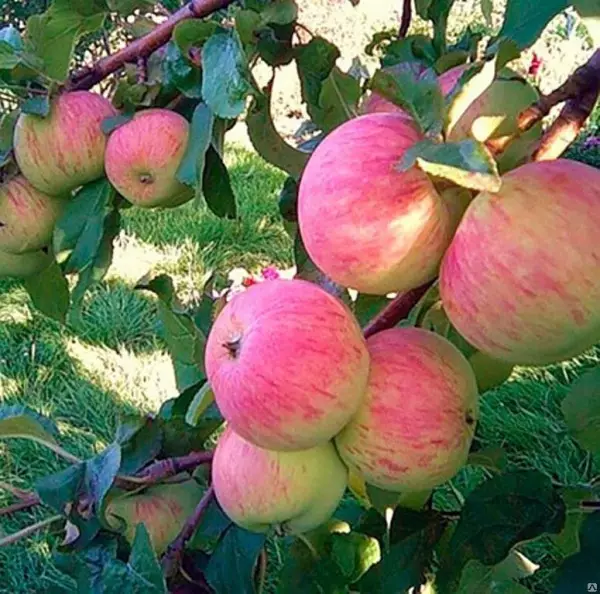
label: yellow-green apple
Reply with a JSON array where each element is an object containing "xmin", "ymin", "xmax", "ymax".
[
  {"xmin": 448, "ymin": 67, "xmax": 542, "ymax": 172},
  {"xmin": 0, "ymin": 176, "xmax": 65, "ymax": 254},
  {"xmin": 0, "ymin": 248, "xmax": 51, "ymax": 279},
  {"xmin": 14, "ymin": 91, "xmax": 117, "ymax": 196},
  {"xmin": 212, "ymin": 427, "xmax": 348, "ymax": 534},
  {"xmin": 105, "ymin": 479, "xmax": 204, "ymax": 554},
  {"xmin": 298, "ymin": 113, "xmax": 452, "ymax": 295},
  {"xmin": 104, "ymin": 109, "xmax": 193, "ymax": 208},
  {"xmin": 440, "ymin": 159, "xmax": 600, "ymax": 365},
  {"xmin": 205, "ymin": 278, "xmax": 369, "ymax": 451},
  {"xmin": 361, "ymin": 63, "xmax": 466, "ymax": 116},
  {"xmin": 335, "ymin": 327, "xmax": 479, "ymax": 492}
]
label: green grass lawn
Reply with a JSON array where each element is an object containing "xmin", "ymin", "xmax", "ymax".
[{"xmin": 0, "ymin": 145, "xmax": 598, "ymax": 593}]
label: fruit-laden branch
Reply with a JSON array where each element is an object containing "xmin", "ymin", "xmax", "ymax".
[
  {"xmin": 161, "ymin": 485, "xmax": 215, "ymax": 577},
  {"xmin": 67, "ymin": 0, "xmax": 235, "ymax": 91},
  {"xmin": 487, "ymin": 48, "xmax": 600, "ymax": 156},
  {"xmin": 399, "ymin": 0, "xmax": 412, "ymax": 38},
  {"xmin": 363, "ymin": 280, "xmax": 435, "ymax": 339}
]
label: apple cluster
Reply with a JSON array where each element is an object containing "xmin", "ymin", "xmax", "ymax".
[
  {"xmin": 208, "ymin": 67, "xmax": 600, "ymax": 535},
  {"xmin": 0, "ymin": 91, "xmax": 194, "ymax": 279}
]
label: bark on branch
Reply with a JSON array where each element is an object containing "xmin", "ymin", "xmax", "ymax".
[
  {"xmin": 67, "ymin": 0, "xmax": 235, "ymax": 92},
  {"xmin": 399, "ymin": 0, "xmax": 412, "ymax": 38}
]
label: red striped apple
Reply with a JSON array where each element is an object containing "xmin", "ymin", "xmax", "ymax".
[
  {"xmin": 0, "ymin": 176, "xmax": 65, "ymax": 254},
  {"xmin": 440, "ymin": 159, "xmax": 600, "ymax": 365},
  {"xmin": 14, "ymin": 91, "xmax": 117, "ymax": 196},
  {"xmin": 0, "ymin": 248, "xmax": 51, "ymax": 279},
  {"xmin": 335, "ymin": 327, "xmax": 479, "ymax": 492},
  {"xmin": 205, "ymin": 278, "xmax": 369, "ymax": 451},
  {"xmin": 298, "ymin": 113, "xmax": 451, "ymax": 295},
  {"xmin": 105, "ymin": 109, "xmax": 193, "ymax": 208},
  {"xmin": 212, "ymin": 427, "xmax": 347, "ymax": 534}
]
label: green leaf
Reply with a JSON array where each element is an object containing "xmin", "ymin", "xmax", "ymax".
[
  {"xmin": 256, "ymin": 22, "xmax": 295, "ymax": 67},
  {"xmin": 201, "ymin": 30, "xmax": 253, "ymax": 118},
  {"xmin": 0, "ymin": 109, "xmax": 18, "ymax": 166},
  {"xmin": 366, "ymin": 483, "xmax": 402, "ymax": 515},
  {"xmin": 162, "ymin": 41, "xmax": 202, "ymax": 99},
  {"xmin": 438, "ymin": 470, "xmax": 566, "ymax": 591},
  {"xmin": 573, "ymin": 0, "xmax": 600, "ymax": 44},
  {"xmin": 330, "ymin": 532, "xmax": 381, "ymax": 583},
  {"xmin": 421, "ymin": 0, "xmax": 454, "ymax": 53},
  {"xmin": 21, "ymin": 95, "xmax": 50, "ymax": 117},
  {"xmin": 188, "ymin": 498, "xmax": 232, "ymax": 552},
  {"xmin": 176, "ymin": 102, "xmax": 214, "ymax": 188},
  {"xmin": 173, "ymin": 20, "xmax": 219, "ymax": 57},
  {"xmin": 202, "ymin": 145, "xmax": 237, "ymax": 219},
  {"xmin": 36, "ymin": 463, "xmax": 85, "ymax": 513},
  {"xmin": 184, "ymin": 383, "xmax": 216, "ymax": 426},
  {"xmin": 246, "ymin": 91, "xmax": 308, "ymax": 179},
  {"xmin": 0, "ymin": 404, "xmax": 58, "ymax": 445},
  {"xmin": 84, "ymin": 444, "xmax": 121, "ymax": 513},
  {"xmin": 159, "ymin": 381, "xmax": 206, "ymax": 421},
  {"xmin": 116, "ymin": 415, "xmax": 163, "ymax": 475},
  {"xmin": 561, "ymin": 367, "xmax": 600, "ymax": 454},
  {"xmin": 23, "ymin": 259, "xmax": 70, "ymax": 324},
  {"xmin": 0, "ymin": 40, "xmax": 20, "ymax": 70},
  {"xmin": 369, "ymin": 63, "xmax": 445, "ymax": 136},
  {"xmin": 106, "ymin": 0, "xmax": 155, "ymax": 15},
  {"xmin": 497, "ymin": 0, "xmax": 569, "ymax": 50},
  {"xmin": 455, "ymin": 556, "xmax": 534, "ymax": 593},
  {"xmin": 481, "ymin": 0, "xmax": 494, "ymax": 25},
  {"xmin": 261, "ymin": 0, "xmax": 298, "ymax": 24},
  {"xmin": 313, "ymin": 67, "xmax": 360, "ymax": 132},
  {"xmin": 25, "ymin": 2, "xmax": 107, "ymax": 81},
  {"xmin": 398, "ymin": 139, "xmax": 501, "ymax": 192},
  {"xmin": 551, "ymin": 486, "xmax": 597, "ymax": 557},
  {"xmin": 467, "ymin": 446, "xmax": 509, "ymax": 474},
  {"xmin": 0, "ymin": 25, "xmax": 23, "ymax": 50},
  {"xmin": 127, "ymin": 524, "xmax": 167, "ymax": 591},
  {"xmin": 101, "ymin": 113, "xmax": 133, "ymax": 135},
  {"xmin": 204, "ymin": 525, "xmax": 267, "ymax": 594},
  {"xmin": 353, "ymin": 294, "xmax": 391, "ymax": 327},
  {"xmin": 553, "ymin": 512, "xmax": 600, "ymax": 593}
]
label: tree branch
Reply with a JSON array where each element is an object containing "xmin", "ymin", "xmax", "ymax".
[
  {"xmin": 67, "ymin": 0, "xmax": 235, "ymax": 91},
  {"xmin": 399, "ymin": 0, "xmax": 412, "ymax": 38},
  {"xmin": 161, "ymin": 485, "xmax": 215, "ymax": 577},
  {"xmin": 363, "ymin": 280, "xmax": 435, "ymax": 339},
  {"xmin": 0, "ymin": 515, "xmax": 63, "ymax": 548},
  {"xmin": 0, "ymin": 495, "xmax": 41, "ymax": 517}
]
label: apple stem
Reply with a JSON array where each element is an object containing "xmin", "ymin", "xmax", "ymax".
[{"xmin": 399, "ymin": 0, "xmax": 412, "ymax": 38}]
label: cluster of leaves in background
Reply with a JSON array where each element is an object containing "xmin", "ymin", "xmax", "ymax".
[{"xmin": 0, "ymin": 0, "xmax": 600, "ymax": 592}]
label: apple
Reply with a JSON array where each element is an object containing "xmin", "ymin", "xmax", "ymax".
[
  {"xmin": 361, "ymin": 64, "xmax": 466, "ymax": 116},
  {"xmin": 14, "ymin": 91, "xmax": 117, "ymax": 196},
  {"xmin": 104, "ymin": 109, "xmax": 193, "ymax": 208},
  {"xmin": 448, "ymin": 67, "xmax": 542, "ymax": 172},
  {"xmin": 212, "ymin": 427, "xmax": 348, "ymax": 534},
  {"xmin": 335, "ymin": 327, "xmax": 479, "ymax": 492},
  {"xmin": 298, "ymin": 113, "xmax": 452, "ymax": 295},
  {"xmin": 105, "ymin": 479, "xmax": 204, "ymax": 555},
  {"xmin": 205, "ymin": 278, "xmax": 369, "ymax": 451},
  {"xmin": 0, "ymin": 176, "xmax": 65, "ymax": 254},
  {"xmin": 0, "ymin": 248, "xmax": 52, "ymax": 279},
  {"xmin": 440, "ymin": 159, "xmax": 600, "ymax": 365}
]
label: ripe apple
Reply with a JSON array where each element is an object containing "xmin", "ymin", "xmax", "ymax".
[
  {"xmin": 448, "ymin": 67, "xmax": 542, "ymax": 172},
  {"xmin": 0, "ymin": 176, "xmax": 65, "ymax": 254},
  {"xmin": 440, "ymin": 159, "xmax": 600, "ymax": 365},
  {"xmin": 105, "ymin": 479, "xmax": 204, "ymax": 554},
  {"xmin": 298, "ymin": 113, "xmax": 452, "ymax": 295},
  {"xmin": 0, "ymin": 248, "xmax": 52, "ymax": 279},
  {"xmin": 335, "ymin": 327, "xmax": 479, "ymax": 492},
  {"xmin": 104, "ymin": 109, "xmax": 193, "ymax": 208},
  {"xmin": 205, "ymin": 278, "xmax": 369, "ymax": 451},
  {"xmin": 14, "ymin": 91, "xmax": 117, "ymax": 196},
  {"xmin": 212, "ymin": 427, "xmax": 348, "ymax": 534}
]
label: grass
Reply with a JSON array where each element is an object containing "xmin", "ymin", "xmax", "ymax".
[{"xmin": 0, "ymin": 143, "xmax": 598, "ymax": 593}]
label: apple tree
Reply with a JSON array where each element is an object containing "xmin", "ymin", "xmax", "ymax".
[{"xmin": 0, "ymin": 0, "xmax": 599, "ymax": 592}]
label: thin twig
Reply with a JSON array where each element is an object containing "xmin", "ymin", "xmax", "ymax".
[
  {"xmin": 0, "ymin": 495, "xmax": 41, "ymax": 517},
  {"xmin": 399, "ymin": 0, "xmax": 412, "ymax": 38},
  {"xmin": 363, "ymin": 281, "xmax": 435, "ymax": 339},
  {"xmin": 161, "ymin": 485, "xmax": 215, "ymax": 577},
  {"xmin": 256, "ymin": 549, "xmax": 267, "ymax": 594},
  {"xmin": 0, "ymin": 515, "xmax": 62, "ymax": 548},
  {"xmin": 67, "ymin": 0, "xmax": 235, "ymax": 91},
  {"xmin": 0, "ymin": 481, "xmax": 33, "ymax": 500}
]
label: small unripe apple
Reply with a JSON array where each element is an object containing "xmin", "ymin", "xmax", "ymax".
[
  {"xmin": 298, "ymin": 113, "xmax": 452, "ymax": 295},
  {"xmin": 14, "ymin": 91, "xmax": 117, "ymax": 196},
  {"xmin": 212, "ymin": 428, "xmax": 348, "ymax": 534},
  {"xmin": 440, "ymin": 159, "xmax": 600, "ymax": 365},
  {"xmin": 0, "ymin": 248, "xmax": 52, "ymax": 279},
  {"xmin": 0, "ymin": 176, "xmax": 65, "ymax": 254},
  {"xmin": 105, "ymin": 479, "xmax": 204, "ymax": 555},
  {"xmin": 104, "ymin": 109, "xmax": 193, "ymax": 208},
  {"xmin": 205, "ymin": 278, "xmax": 370, "ymax": 451},
  {"xmin": 335, "ymin": 327, "xmax": 479, "ymax": 492}
]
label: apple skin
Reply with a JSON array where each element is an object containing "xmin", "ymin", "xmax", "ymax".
[
  {"xmin": 212, "ymin": 427, "xmax": 348, "ymax": 534},
  {"xmin": 105, "ymin": 109, "xmax": 193, "ymax": 208},
  {"xmin": 298, "ymin": 113, "xmax": 452, "ymax": 296},
  {"xmin": 205, "ymin": 278, "xmax": 370, "ymax": 451},
  {"xmin": 0, "ymin": 248, "xmax": 52, "ymax": 279},
  {"xmin": 105, "ymin": 480, "xmax": 204, "ymax": 555},
  {"xmin": 440, "ymin": 159, "xmax": 600, "ymax": 365},
  {"xmin": 335, "ymin": 327, "xmax": 479, "ymax": 492},
  {"xmin": 14, "ymin": 91, "xmax": 117, "ymax": 196},
  {"xmin": 0, "ymin": 176, "xmax": 65, "ymax": 254}
]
